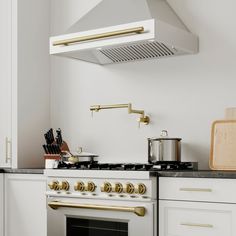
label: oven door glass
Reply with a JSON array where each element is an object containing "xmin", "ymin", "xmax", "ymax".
[
  {"xmin": 67, "ymin": 217, "xmax": 128, "ymax": 236},
  {"xmin": 47, "ymin": 197, "xmax": 156, "ymax": 236}
]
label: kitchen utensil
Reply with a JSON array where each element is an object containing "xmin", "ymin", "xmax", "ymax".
[
  {"xmin": 62, "ymin": 149, "xmax": 98, "ymax": 164},
  {"xmin": 225, "ymin": 108, "xmax": 236, "ymax": 120},
  {"xmin": 56, "ymin": 128, "xmax": 63, "ymax": 146},
  {"xmin": 210, "ymin": 120, "xmax": 236, "ymax": 170},
  {"xmin": 44, "ymin": 128, "xmax": 55, "ymax": 145},
  {"xmin": 148, "ymin": 130, "xmax": 181, "ymax": 163}
]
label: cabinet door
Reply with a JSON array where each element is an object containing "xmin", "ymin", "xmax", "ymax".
[
  {"xmin": 4, "ymin": 174, "xmax": 46, "ymax": 236},
  {"xmin": 0, "ymin": 174, "xmax": 3, "ymax": 236},
  {"xmin": 0, "ymin": 0, "xmax": 12, "ymax": 167},
  {"xmin": 159, "ymin": 200, "xmax": 236, "ymax": 236}
]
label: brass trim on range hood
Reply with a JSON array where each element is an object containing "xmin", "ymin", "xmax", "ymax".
[{"xmin": 53, "ymin": 26, "xmax": 144, "ymax": 46}]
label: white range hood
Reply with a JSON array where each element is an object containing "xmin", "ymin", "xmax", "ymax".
[{"xmin": 50, "ymin": 0, "xmax": 198, "ymax": 65}]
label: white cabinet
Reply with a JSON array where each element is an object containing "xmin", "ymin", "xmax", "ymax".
[
  {"xmin": 0, "ymin": 0, "xmax": 12, "ymax": 168},
  {"xmin": 0, "ymin": 0, "xmax": 50, "ymax": 168},
  {"xmin": 159, "ymin": 200, "xmax": 236, "ymax": 236},
  {"xmin": 4, "ymin": 174, "xmax": 46, "ymax": 236},
  {"xmin": 0, "ymin": 174, "xmax": 4, "ymax": 236},
  {"xmin": 159, "ymin": 177, "xmax": 236, "ymax": 236},
  {"xmin": 159, "ymin": 177, "xmax": 236, "ymax": 203}
]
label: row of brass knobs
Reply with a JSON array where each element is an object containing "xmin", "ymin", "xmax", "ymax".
[
  {"xmin": 48, "ymin": 181, "xmax": 96, "ymax": 192},
  {"xmin": 48, "ymin": 181, "xmax": 146, "ymax": 195},
  {"xmin": 101, "ymin": 182, "xmax": 146, "ymax": 195},
  {"xmin": 48, "ymin": 181, "xmax": 70, "ymax": 191}
]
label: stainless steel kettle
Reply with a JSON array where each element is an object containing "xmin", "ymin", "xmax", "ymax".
[{"xmin": 148, "ymin": 130, "xmax": 181, "ymax": 163}]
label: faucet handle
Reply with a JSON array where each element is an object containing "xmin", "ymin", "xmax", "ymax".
[
  {"xmin": 137, "ymin": 116, "xmax": 150, "ymax": 128},
  {"xmin": 139, "ymin": 116, "xmax": 150, "ymax": 125}
]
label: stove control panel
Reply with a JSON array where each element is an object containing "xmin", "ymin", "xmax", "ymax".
[{"xmin": 46, "ymin": 177, "xmax": 156, "ymax": 201}]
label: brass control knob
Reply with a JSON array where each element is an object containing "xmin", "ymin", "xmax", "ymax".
[
  {"xmin": 86, "ymin": 182, "xmax": 96, "ymax": 192},
  {"xmin": 101, "ymin": 182, "xmax": 112, "ymax": 193},
  {"xmin": 74, "ymin": 182, "xmax": 85, "ymax": 192},
  {"xmin": 135, "ymin": 183, "xmax": 147, "ymax": 195},
  {"xmin": 48, "ymin": 181, "xmax": 59, "ymax": 191},
  {"xmin": 125, "ymin": 183, "xmax": 135, "ymax": 194},
  {"xmin": 58, "ymin": 181, "xmax": 70, "ymax": 191},
  {"xmin": 112, "ymin": 183, "xmax": 123, "ymax": 193}
]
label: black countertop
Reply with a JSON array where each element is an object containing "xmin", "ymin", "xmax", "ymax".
[
  {"xmin": 1, "ymin": 168, "xmax": 236, "ymax": 178},
  {"xmin": 153, "ymin": 170, "xmax": 236, "ymax": 179},
  {"xmin": 0, "ymin": 168, "xmax": 44, "ymax": 174}
]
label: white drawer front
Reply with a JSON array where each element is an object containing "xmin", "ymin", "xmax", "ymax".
[
  {"xmin": 159, "ymin": 200, "xmax": 236, "ymax": 236},
  {"xmin": 159, "ymin": 177, "xmax": 236, "ymax": 203}
]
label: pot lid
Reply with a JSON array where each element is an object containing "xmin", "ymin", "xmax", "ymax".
[
  {"xmin": 148, "ymin": 130, "xmax": 182, "ymax": 141},
  {"xmin": 70, "ymin": 151, "xmax": 99, "ymax": 157}
]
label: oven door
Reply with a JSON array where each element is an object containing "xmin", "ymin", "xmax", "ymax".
[{"xmin": 47, "ymin": 197, "xmax": 156, "ymax": 236}]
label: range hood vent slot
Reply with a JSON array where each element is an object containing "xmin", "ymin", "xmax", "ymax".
[{"xmin": 100, "ymin": 41, "xmax": 174, "ymax": 63}]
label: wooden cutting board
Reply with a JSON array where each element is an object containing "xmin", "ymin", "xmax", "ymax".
[{"xmin": 210, "ymin": 120, "xmax": 236, "ymax": 170}]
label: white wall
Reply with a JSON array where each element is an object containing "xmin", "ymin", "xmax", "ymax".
[{"xmin": 50, "ymin": 0, "xmax": 236, "ymax": 169}]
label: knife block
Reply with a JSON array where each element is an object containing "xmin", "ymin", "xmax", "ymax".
[{"xmin": 44, "ymin": 141, "xmax": 70, "ymax": 168}]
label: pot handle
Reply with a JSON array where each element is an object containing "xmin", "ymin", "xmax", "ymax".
[
  {"xmin": 159, "ymin": 140, "xmax": 164, "ymax": 161},
  {"xmin": 148, "ymin": 139, "xmax": 153, "ymax": 162}
]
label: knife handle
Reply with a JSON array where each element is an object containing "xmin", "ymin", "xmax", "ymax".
[
  {"xmin": 44, "ymin": 133, "xmax": 50, "ymax": 144},
  {"xmin": 43, "ymin": 145, "xmax": 48, "ymax": 154}
]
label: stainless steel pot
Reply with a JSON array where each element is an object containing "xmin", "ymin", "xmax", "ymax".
[{"xmin": 148, "ymin": 130, "xmax": 181, "ymax": 163}]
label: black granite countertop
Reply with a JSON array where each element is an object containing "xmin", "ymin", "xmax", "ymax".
[
  {"xmin": 0, "ymin": 168, "xmax": 44, "ymax": 174},
  {"xmin": 153, "ymin": 170, "xmax": 236, "ymax": 179},
  {"xmin": 1, "ymin": 168, "xmax": 236, "ymax": 178}
]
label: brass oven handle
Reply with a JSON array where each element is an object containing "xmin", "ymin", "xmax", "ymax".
[
  {"xmin": 48, "ymin": 201, "xmax": 145, "ymax": 217},
  {"xmin": 179, "ymin": 188, "xmax": 212, "ymax": 192},
  {"xmin": 53, "ymin": 26, "xmax": 144, "ymax": 46},
  {"xmin": 180, "ymin": 222, "xmax": 213, "ymax": 228}
]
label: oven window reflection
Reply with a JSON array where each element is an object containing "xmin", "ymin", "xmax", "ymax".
[{"xmin": 67, "ymin": 218, "xmax": 128, "ymax": 236}]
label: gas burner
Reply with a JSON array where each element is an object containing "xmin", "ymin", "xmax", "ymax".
[
  {"xmin": 57, "ymin": 161, "xmax": 98, "ymax": 170},
  {"xmin": 57, "ymin": 161, "xmax": 197, "ymax": 171},
  {"xmin": 151, "ymin": 161, "xmax": 198, "ymax": 171}
]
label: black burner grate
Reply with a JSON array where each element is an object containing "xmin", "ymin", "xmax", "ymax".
[{"xmin": 57, "ymin": 161, "xmax": 198, "ymax": 171}]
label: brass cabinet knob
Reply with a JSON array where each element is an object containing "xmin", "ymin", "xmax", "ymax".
[
  {"xmin": 112, "ymin": 183, "xmax": 123, "ymax": 193},
  {"xmin": 58, "ymin": 181, "xmax": 70, "ymax": 191},
  {"xmin": 135, "ymin": 183, "xmax": 147, "ymax": 195},
  {"xmin": 125, "ymin": 183, "xmax": 135, "ymax": 194},
  {"xmin": 48, "ymin": 181, "xmax": 59, "ymax": 191},
  {"xmin": 74, "ymin": 182, "xmax": 85, "ymax": 192},
  {"xmin": 101, "ymin": 182, "xmax": 112, "ymax": 193},
  {"xmin": 86, "ymin": 182, "xmax": 96, "ymax": 192}
]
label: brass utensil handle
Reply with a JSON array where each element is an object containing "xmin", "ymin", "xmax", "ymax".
[
  {"xmin": 48, "ymin": 201, "xmax": 145, "ymax": 217},
  {"xmin": 179, "ymin": 188, "xmax": 212, "ymax": 192},
  {"xmin": 180, "ymin": 222, "xmax": 213, "ymax": 228},
  {"xmin": 53, "ymin": 26, "xmax": 144, "ymax": 46}
]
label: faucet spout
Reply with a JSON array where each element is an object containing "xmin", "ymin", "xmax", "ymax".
[{"xmin": 89, "ymin": 103, "xmax": 150, "ymax": 126}]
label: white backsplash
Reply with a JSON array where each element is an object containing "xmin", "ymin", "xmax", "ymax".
[{"xmin": 50, "ymin": 0, "xmax": 236, "ymax": 169}]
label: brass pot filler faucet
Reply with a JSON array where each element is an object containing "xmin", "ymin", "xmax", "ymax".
[{"xmin": 90, "ymin": 103, "xmax": 150, "ymax": 127}]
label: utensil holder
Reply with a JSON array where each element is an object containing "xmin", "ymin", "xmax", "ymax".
[{"xmin": 44, "ymin": 141, "xmax": 70, "ymax": 168}]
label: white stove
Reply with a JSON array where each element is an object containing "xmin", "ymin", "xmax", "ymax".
[
  {"xmin": 45, "ymin": 162, "xmax": 197, "ymax": 236},
  {"xmin": 45, "ymin": 169, "xmax": 157, "ymax": 236}
]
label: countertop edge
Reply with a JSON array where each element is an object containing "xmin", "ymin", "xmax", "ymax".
[
  {"xmin": 151, "ymin": 170, "xmax": 236, "ymax": 179},
  {"xmin": 1, "ymin": 169, "xmax": 236, "ymax": 178},
  {"xmin": 0, "ymin": 168, "xmax": 44, "ymax": 174}
]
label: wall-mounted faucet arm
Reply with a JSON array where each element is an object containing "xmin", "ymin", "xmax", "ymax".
[
  {"xmin": 90, "ymin": 104, "xmax": 129, "ymax": 112},
  {"xmin": 89, "ymin": 103, "xmax": 150, "ymax": 125}
]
